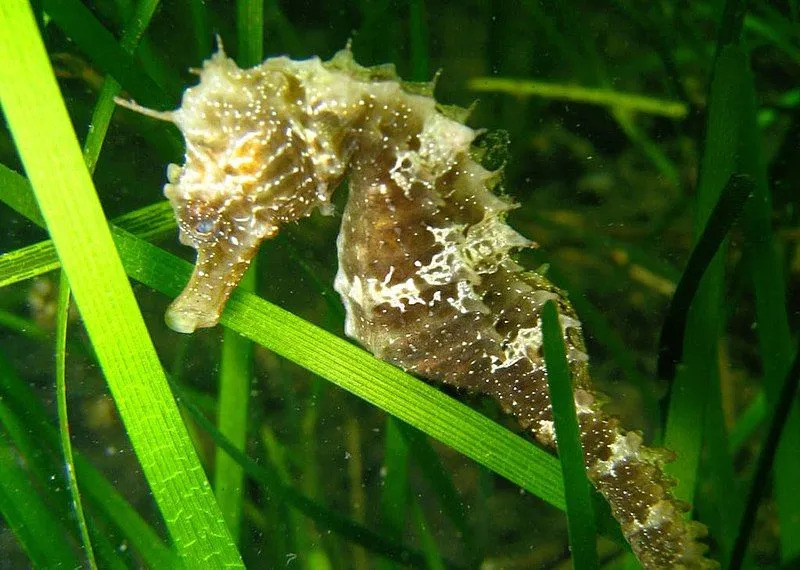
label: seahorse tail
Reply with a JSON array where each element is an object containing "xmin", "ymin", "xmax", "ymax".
[{"xmin": 574, "ymin": 393, "xmax": 717, "ymax": 569}]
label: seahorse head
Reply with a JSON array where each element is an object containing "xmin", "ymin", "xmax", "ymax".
[{"xmin": 118, "ymin": 45, "xmax": 341, "ymax": 332}]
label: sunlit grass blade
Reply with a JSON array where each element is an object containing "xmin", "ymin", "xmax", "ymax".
[
  {"xmin": 54, "ymin": 272, "xmax": 97, "ymax": 569},
  {"xmin": 397, "ymin": 423, "xmax": 475, "ymax": 561},
  {"xmin": 542, "ymin": 300, "xmax": 598, "ymax": 570},
  {"xmin": 0, "ymin": 3, "xmax": 241, "ymax": 566}
]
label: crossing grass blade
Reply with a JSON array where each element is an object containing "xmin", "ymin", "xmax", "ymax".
[{"xmin": 0, "ymin": 166, "xmax": 567, "ymax": 512}]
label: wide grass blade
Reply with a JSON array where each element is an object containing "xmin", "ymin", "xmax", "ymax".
[{"xmin": 0, "ymin": 2, "xmax": 241, "ymax": 566}]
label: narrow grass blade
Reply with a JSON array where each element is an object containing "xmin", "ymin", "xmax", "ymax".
[
  {"xmin": 0, "ymin": 355, "xmax": 80, "ymax": 567},
  {"xmin": 377, "ymin": 417, "xmax": 410, "ymax": 570},
  {"xmin": 184, "ymin": 0, "xmax": 212, "ymax": 63},
  {"xmin": 237, "ymin": 0, "xmax": 264, "ymax": 67},
  {"xmin": 174, "ymin": 379, "xmax": 436, "ymax": 567},
  {"xmin": 0, "ymin": 430, "xmax": 80, "ymax": 568},
  {"xmin": 663, "ymin": 25, "xmax": 745, "ymax": 512},
  {"xmin": 344, "ymin": 418, "xmax": 369, "ymax": 570},
  {"xmin": 408, "ymin": 0, "xmax": 429, "ymax": 81},
  {"xmin": 542, "ymin": 300, "xmax": 598, "ymax": 570},
  {"xmin": 55, "ymin": 272, "xmax": 97, "ymax": 569},
  {"xmin": 467, "ymin": 77, "xmax": 688, "ymax": 119},
  {"xmin": 0, "ymin": 350, "xmax": 179, "ymax": 569},
  {"xmin": 215, "ymin": 267, "xmax": 254, "ymax": 544},
  {"xmin": 411, "ymin": 500, "xmax": 445, "ymax": 570},
  {"xmin": 41, "ymin": 0, "xmax": 174, "ymax": 106},
  {"xmin": 398, "ymin": 424, "xmax": 475, "ymax": 560},
  {"xmin": 730, "ymin": 343, "xmax": 800, "ymax": 569},
  {"xmin": 82, "ymin": 0, "xmax": 162, "ymax": 171},
  {"xmin": 729, "ymin": 391, "xmax": 766, "ymax": 452},
  {"xmin": 713, "ymin": 0, "xmax": 800, "ymax": 560},
  {"xmin": 0, "ymin": 3, "xmax": 242, "ymax": 566},
  {"xmin": 657, "ymin": 173, "xmax": 754, "ymax": 382},
  {"xmin": 735, "ymin": 43, "xmax": 800, "ymax": 570}
]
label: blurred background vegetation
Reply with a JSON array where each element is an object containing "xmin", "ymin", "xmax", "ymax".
[{"xmin": 1, "ymin": 0, "xmax": 799, "ymax": 568}]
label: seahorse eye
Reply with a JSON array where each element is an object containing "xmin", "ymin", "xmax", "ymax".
[{"xmin": 194, "ymin": 218, "xmax": 215, "ymax": 235}]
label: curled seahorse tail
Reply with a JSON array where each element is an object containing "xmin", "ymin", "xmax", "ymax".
[{"xmin": 574, "ymin": 392, "xmax": 718, "ymax": 569}]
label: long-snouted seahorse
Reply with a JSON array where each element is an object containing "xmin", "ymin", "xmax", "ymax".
[{"xmin": 120, "ymin": 46, "xmax": 716, "ymax": 569}]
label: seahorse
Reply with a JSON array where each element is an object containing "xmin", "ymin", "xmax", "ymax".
[{"xmin": 118, "ymin": 45, "xmax": 716, "ymax": 569}]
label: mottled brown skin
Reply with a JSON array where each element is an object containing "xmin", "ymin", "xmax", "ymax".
[{"xmin": 128, "ymin": 46, "xmax": 717, "ymax": 568}]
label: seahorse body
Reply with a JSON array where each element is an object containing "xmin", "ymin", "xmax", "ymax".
[{"xmin": 133, "ymin": 46, "xmax": 716, "ymax": 568}]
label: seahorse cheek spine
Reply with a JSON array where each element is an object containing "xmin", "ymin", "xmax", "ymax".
[{"xmin": 145, "ymin": 46, "xmax": 717, "ymax": 569}]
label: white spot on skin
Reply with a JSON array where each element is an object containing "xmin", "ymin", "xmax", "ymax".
[
  {"xmin": 536, "ymin": 419, "xmax": 556, "ymax": 446},
  {"xmin": 490, "ymin": 321, "xmax": 543, "ymax": 372},
  {"xmin": 592, "ymin": 429, "xmax": 642, "ymax": 478}
]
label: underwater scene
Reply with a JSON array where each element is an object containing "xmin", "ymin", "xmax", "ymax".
[{"xmin": 0, "ymin": 0, "xmax": 799, "ymax": 568}]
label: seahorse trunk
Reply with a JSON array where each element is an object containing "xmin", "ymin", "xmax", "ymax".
[{"xmin": 334, "ymin": 120, "xmax": 716, "ymax": 568}]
